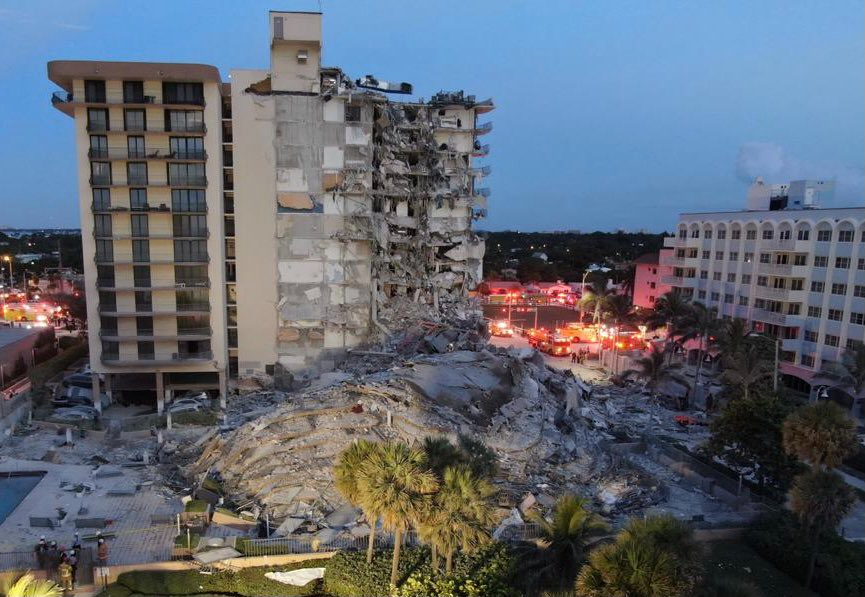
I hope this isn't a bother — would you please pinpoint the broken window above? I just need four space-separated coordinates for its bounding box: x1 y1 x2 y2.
345 105 362 123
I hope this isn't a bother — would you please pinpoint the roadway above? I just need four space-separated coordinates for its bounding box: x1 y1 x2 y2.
488 333 608 383
483 303 584 332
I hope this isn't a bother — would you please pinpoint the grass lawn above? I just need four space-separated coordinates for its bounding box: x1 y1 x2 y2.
703 540 818 597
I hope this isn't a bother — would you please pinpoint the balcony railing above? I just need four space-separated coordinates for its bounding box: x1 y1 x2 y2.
176 300 211 311
86 123 110 132
169 176 208 187
173 351 213 361
174 279 210 288
474 187 491 198
757 262 793 276
475 122 493 134
763 239 796 251
471 144 490 157
89 176 112 186
51 91 204 107
177 327 212 336
660 275 687 286
470 165 492 177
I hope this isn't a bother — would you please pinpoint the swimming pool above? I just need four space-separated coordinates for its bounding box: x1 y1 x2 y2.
0 472 46 523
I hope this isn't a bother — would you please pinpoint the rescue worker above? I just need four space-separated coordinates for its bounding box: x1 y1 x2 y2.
67 548 79 588
46 540 60 573
97 537 109 565
57 554 73 593
71 532 82 551
34 536 48 569
571 352 577 364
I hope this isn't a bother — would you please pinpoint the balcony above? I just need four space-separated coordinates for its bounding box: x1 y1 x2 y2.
754 286 799 301
762 239 796 251
89 176 113 186
752 309 803 327
100 350 214 366
470 165 491 177
757 262 793 276
177 327 212 337
86 123 110 133
659 254 684 266
471 144 490 157
51 91 205 108
781 337 802 352
176 302 211 312
660 275 687 286
87 124 206 135
474 187 491 198
169 176 208 187
87 148 206 161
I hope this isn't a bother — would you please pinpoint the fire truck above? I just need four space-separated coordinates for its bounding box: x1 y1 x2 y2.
538 334 573 357
557 322 599 344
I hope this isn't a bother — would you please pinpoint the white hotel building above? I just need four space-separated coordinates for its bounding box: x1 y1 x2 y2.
661 179 864 409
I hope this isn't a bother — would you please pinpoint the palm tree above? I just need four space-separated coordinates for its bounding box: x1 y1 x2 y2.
644 291 691 333
715 318 750 358
576 514 699 597
720 343 773 401
789 469 856 588
817 343 865 407
421 436 462 478
359 441 438 589
623 344 684 395
1 574 61 597
334 439 382 564
782 401 857 469
422 465 497 573
675 302 720 395
580 281 615 325
518 495 608 596
602 293 633 326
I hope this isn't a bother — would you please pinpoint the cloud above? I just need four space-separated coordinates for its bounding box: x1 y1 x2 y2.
735 142 864 204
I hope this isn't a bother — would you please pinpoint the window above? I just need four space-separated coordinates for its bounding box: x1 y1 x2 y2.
775 253 789 265
713 272 722 281
84 80 106 103
697 290 706 299
804 330 818 342
700 270 708 279
817 230 832 242
171 189 206 212
134 291 152 311
754 299 766 309
691 229 699 238
123 81 145 103
824 334 839 347
224 217 235 236
742 274 752 284
176 288 209 310
168 163 205 186
731 230 741 239
705 230 713 239
807 306 822 318
127 136 145 159
850 312 864 326
89 135 108 158
137 341 155 360
136 316 154 336
131 214 148 237
177 315 209 335
787 303 801 315
90 161 111 185
718 230 726 239
762 229 774 240
838 230 854 242
95 239 113 262
228 328 238 348
757 276 768 287
729 252 738 261
124 109 146 131
724 294 733 304
174 240 208 262
727 273 736 283
746 230 757 240
100 316 118 335
169 137 205 159
92 188 111 210
225 261 236 282
166 110 204 132
711 292 720 301
759 253 771 264
847 339 863 350
130 188 148 209
98 291 116 312
678 229 687 239
744 252 754 263
801 354 815 367
93 214 112 237
127 162 147 185
162 82 204 105
345 105 362 122
814 255 828 267
96 265 115 288
858 259 865 271
173 215 207 237
855 286 865 298
225 238 235 259
175 265 208 286
738 296 748 306
835 257 850 269
794 254 807 266
828 309 843 322
790 279 804 291
779 230 791 240
797 229 810 241
715 251 723 260
702 250 710 259
132 239 150 262
831 283 847 295
133 265 150 287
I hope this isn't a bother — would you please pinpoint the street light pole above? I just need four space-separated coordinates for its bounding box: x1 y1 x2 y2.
2 256 11 288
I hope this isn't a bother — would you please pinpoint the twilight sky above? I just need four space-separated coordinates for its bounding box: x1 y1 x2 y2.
0 0 862 231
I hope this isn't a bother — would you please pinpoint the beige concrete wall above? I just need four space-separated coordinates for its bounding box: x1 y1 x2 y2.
230 69 278 374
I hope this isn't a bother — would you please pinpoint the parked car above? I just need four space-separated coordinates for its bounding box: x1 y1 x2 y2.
169 400 205 414
61 373 96 390
55 386 109 409
51 406 98 421
52 394 94 408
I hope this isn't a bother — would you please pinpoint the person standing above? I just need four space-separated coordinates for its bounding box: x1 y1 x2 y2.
57 554 73 593
67 549 79 589
34 536 48 569
97 537 109 565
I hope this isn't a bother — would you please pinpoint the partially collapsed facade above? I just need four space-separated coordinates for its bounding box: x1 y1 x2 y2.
48 10 492 401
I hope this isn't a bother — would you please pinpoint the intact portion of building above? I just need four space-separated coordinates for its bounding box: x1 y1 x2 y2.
662 179 864 405
633 251 673 309
48 11 492 398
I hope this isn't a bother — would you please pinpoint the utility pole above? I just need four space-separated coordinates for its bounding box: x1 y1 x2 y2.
773 337 779 393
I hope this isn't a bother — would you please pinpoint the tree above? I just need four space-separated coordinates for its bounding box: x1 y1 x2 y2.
675 302 721 393
421 436 462 479
789 469 856 589
817 343 865 408
715 318 751 360
334 440 382 564
576 514 700 597
705 394 802 493
457 434 499 479
580 281 615 325
720 343 773 401
1 573 61 597
622 344 685 395
517 495 607 596
359 441 438 589
782 401 857 469
602 293 633 326
644 291 691 333
422 465 497 573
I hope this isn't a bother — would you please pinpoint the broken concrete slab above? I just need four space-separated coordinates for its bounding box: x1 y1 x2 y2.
92 465 123 479
324 505 360 528
275 517 305 537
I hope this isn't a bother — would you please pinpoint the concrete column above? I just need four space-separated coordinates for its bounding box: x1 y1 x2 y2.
104 374 113 405
165 389 173 430
155 371 165 415
91 372 102 414
218 369 228 412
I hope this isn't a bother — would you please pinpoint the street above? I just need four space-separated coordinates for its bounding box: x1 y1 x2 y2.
488 333 608 383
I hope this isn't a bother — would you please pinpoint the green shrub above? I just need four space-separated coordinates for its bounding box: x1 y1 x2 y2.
746 512 865 597
324 544 517 597
29 342 87 388
105 563 323 596
184 499 209 512
57 335 82 350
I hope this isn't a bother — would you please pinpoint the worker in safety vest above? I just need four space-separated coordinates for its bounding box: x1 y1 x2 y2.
57 556 73 592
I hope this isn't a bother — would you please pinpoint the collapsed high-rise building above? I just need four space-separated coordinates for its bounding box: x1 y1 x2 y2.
47 10 492 404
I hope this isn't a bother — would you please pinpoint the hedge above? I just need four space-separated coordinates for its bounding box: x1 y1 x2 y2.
324 543 518 597
28 342 87 388
745 512 865 597
98 562 324 596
